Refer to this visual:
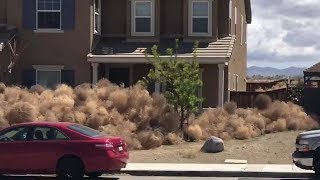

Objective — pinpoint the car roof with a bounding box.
[12,122,76,128]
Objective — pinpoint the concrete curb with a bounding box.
[121,170,315,178]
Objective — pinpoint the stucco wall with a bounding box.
[6,0,92,85]
[0,0,6,24]
[101,0,126,36]
[228,0,247,92]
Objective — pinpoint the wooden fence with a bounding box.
[230,88,287,108]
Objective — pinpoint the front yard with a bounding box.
[129,131,300,164]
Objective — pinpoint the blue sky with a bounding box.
[247,0,320,68]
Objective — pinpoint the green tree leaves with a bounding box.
[141,41,203,131]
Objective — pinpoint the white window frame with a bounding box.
[234,6,237,35]
[229,0,232,19]
[188,0,212,37]
[94,0,101,35]
[36,0,62,30]
[33,65,64,88]
[241,15,244,45]
[232,74,239,91]
[235,7,237,25]
[228,72,231,91]
[131,0,155,36]
[229,0,232,35]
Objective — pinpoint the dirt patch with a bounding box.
[129,131,300,164]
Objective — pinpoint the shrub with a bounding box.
[6,102,37,125]
[29,85,45,94]
[138,131,164,150]
[0,81,318,150]
[224,101,237,114]
[234,126,251,140]
[186,124,202,142]
[254,94,272,110]
[0,83,6,94]
[164,133,182,145]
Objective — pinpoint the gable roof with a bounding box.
[245,0,252,24]
[304,62,320,73]
[89,36,235,61]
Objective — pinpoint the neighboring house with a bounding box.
[0,0,251,108]
[303,62,320,115]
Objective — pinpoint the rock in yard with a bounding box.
[201,136,224,153]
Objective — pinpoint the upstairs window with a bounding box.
[229,0,232,34]
[189,0,212,36]
[94,0,101,34]
[132,0,155,36]
[235,6,237,35]
[229,0,232,19]
[37,0,61,29]
[241,15,244,45]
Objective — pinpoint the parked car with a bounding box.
[292,130,320,176]
[0,122,129,179]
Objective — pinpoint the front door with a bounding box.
[109,68,130,87]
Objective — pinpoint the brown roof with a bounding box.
[245,0,252,24]
[91,36,235,58]
[304,62,320,73]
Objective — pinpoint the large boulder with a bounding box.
[201,136,224,153]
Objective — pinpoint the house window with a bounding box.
[233,74,239,91]
[37,71,61,89]
[37,0,61,29]
[241,15,244,45]
[229,0,232,34]
[229,0,232,19]
[188,0,212,36]
[33,65,63,89]
[132,0,155,36]
[94,0,101,34]
[234,6,237,35]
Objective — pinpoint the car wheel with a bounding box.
[86,172,103,178]
[56,157,85,179]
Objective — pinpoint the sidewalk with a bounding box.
[121,163,315,178]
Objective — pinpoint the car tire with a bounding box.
[86,172,103,178]
[56,157,85,179]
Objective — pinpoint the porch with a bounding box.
[88,37,235,108]
[89,62,227,108]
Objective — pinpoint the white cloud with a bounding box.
[248,0,320,68]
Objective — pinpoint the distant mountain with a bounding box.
[247,66,305,77]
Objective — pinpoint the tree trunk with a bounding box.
[180,107,184,131]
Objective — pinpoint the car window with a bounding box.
[68,124,104,137]
[31,127,68,141]
[0,127,29,142]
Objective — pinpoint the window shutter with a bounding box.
[23,0,36,29]
[62,0,75,30]
[23,69,36,88]
[61,70,75,87]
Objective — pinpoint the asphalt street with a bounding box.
[0,175,315,180]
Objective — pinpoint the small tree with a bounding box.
[141,41,203,131]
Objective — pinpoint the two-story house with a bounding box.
[0,0,251,108]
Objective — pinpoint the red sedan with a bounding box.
[0,122,129,179]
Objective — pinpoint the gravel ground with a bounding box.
[129,131,301,164]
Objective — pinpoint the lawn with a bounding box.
[129,131,301,164]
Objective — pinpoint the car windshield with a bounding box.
[68,124,104,137]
